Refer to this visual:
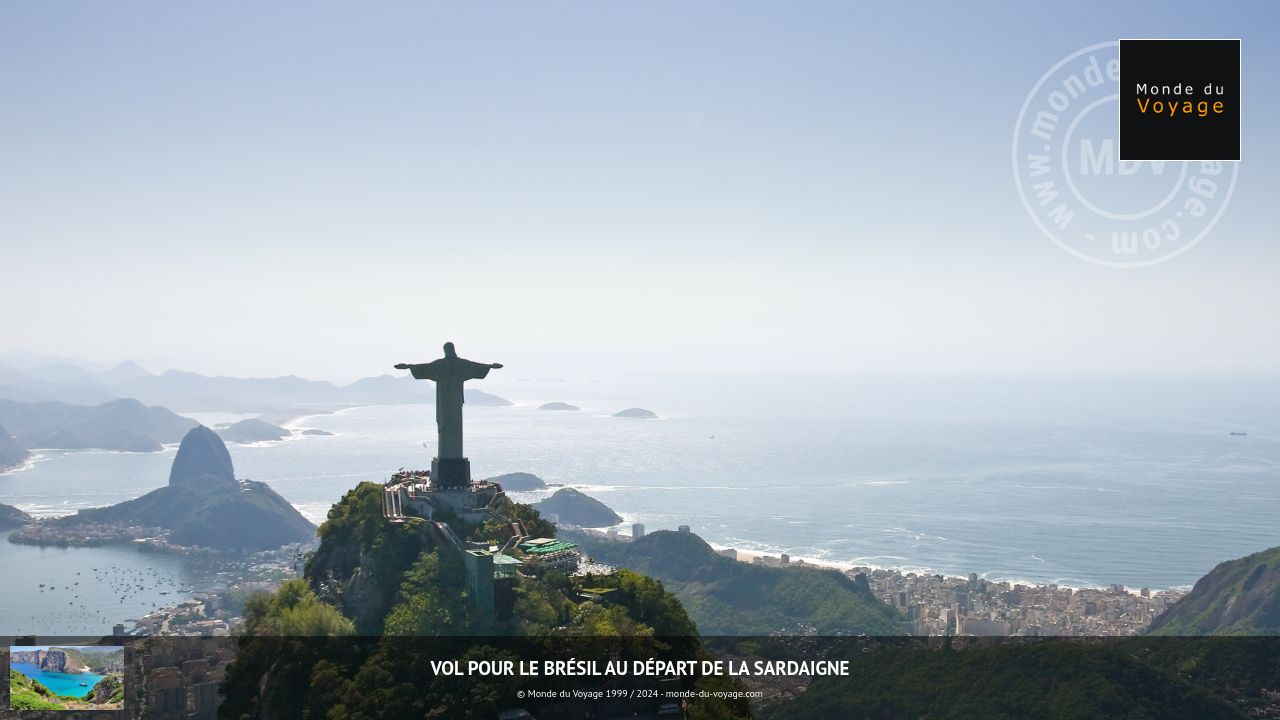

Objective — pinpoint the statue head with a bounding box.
[443,342,457,358]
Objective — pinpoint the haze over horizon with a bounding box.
[3,2,1279,382]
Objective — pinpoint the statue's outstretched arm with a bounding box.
[490,363,503,369]
[394,363,411,370]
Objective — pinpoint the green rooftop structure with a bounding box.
[519,539,579,555]
[517,538,582,574]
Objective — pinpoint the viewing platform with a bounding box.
[382,469,507,525]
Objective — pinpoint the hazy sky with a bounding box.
[2,2,1277,382]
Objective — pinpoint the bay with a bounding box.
[1,373,1277,635]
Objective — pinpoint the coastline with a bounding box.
[4,447,1197,595]
[572,524,1186,635]
[703,539,1189,596]
[595,517,1193,596]
[0,452,40,476]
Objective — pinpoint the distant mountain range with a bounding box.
[0,398,196,452]
[0,354,511,413]
[0,353,513,453]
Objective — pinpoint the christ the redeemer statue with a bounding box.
[395,342,502,488]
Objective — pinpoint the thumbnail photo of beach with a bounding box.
[8,645,124,711]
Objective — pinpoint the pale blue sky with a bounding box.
[1,2,1277,381]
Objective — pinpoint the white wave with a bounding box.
[13,502,96,518]
[291,502,335,525]
[0,453,44,476]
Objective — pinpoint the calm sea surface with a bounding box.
[1,374,1277,634]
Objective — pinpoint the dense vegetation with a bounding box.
[221,482,751,720]
[88,673,126,705]
[469,493,556,545]
[572,530,905,635]
[244,578,355,636]
[77,647,125,673]
[758,636,1280,719]
[221,484,1280,718]
[305,482,431,633]
[9,668,68,710]
[1148,545,1280,635]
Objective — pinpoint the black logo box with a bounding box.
[1119,39,1241,161]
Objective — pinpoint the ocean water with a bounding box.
[1,373,1278,635]
[0,530,234,635]
[10,661,104,698]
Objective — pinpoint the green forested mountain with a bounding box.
[571,529,905,636]
[220,482,751,720]
[1148,545,1280,636]
[759,639,1252,720]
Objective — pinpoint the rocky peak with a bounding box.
[168,425,236,488]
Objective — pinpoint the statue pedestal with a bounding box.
[431,457,471,489]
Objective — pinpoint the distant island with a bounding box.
[613,407,658,419]
[216,418,291,443]
[0,422,29,469]
[488,471,547,490]
[0,398,195,452]
[535,488,622,528]
[0,502,32,529]
[0,354,513,414]
[8,426,315,552]
[539,401,581,411]
[301,428,334,436]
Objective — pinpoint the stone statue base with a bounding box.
[431,457,471,489]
